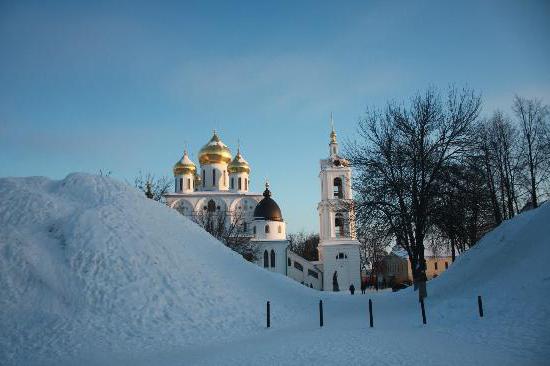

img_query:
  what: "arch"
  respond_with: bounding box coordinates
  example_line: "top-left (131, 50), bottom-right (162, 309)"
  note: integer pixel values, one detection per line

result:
top-left (263, 250), bottom-right (269, 268)
top-left (335, 213), bottom-right (345, 238)
top-left (173, 199), bottom-right (194, 216)
top-left (207, 199), bottom-right (216, 212)
top-left (332, 271), bottom-right (339, 292)
top-left (265, 224), bottom-right (270, 234)
top-left (333, 177), bottom-right (343, 198)
top-left (270, 249), bottom-right (275, 267)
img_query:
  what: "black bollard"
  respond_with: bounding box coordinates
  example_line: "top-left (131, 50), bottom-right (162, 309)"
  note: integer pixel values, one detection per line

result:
top-left (478, 295), bottom-right (484, 318)
top-left (319, 300), bottom-right (324, 327)
top-left (420, 298), bottom-right (427, 325)
top-left (369, 299), bottom-right (373, 328)
top-left (267, 301), bottom-right (270, 328)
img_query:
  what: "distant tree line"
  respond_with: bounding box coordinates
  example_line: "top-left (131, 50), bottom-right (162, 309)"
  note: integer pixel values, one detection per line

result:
top-left (346, 86), bottom-right (550, 297)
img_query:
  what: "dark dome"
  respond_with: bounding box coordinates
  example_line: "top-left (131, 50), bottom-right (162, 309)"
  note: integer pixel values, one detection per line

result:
top-left (253, 184), bottom-right (283, 222)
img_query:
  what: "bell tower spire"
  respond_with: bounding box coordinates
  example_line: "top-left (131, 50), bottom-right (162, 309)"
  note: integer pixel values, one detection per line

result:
top-left (329, 113), bottom-right (339, 157)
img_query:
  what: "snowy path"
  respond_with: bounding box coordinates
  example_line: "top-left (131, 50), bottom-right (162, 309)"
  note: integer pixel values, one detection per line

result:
top-left (124, 291), bottom-right (542, 366)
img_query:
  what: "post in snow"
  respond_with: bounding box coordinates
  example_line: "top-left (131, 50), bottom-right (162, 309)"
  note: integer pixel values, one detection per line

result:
top-left (369, 299), bottom-right (374, 328)
top-left (266, 301), bottom-right (271, 328)
top-left (478, 295), bottom-right (484, 318)
top-left (319, 300), bottom-right (324, 327)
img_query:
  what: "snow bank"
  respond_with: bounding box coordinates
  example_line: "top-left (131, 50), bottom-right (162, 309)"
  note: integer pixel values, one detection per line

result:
top-left (0, 173), bottom-right (314, 365)
top-left (1, 173), bottom-right (549, 366)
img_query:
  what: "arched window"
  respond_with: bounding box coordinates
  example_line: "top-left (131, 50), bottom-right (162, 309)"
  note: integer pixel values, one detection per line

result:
top-left (335, 213), bottom-right (344, 237)
top-left (179, 178), bottom-right (183, 192)
top-left (270, 249), bottom-right (275, 267)
top-left (223, 170), bottom-right (226, 186)
top-left (245, 178), bottom-right (248, 191)
top-left (263, 250), bottom-right (269, 268)
top-left (333, 177), bottom-right (343, 198)
top-left (238, 177), bottom-right (242, 190)
top-left (207, 199), bottom-right (216, 213)
top-left (265, 225), bottom-right (270, 234)
top-left (278, 225), bottom-right (282, 234)
top-left (187, 178), bottom-right (191, 190)
top-left (253, 226), bottom-right (256, 235)
top-left (231, 177), bottom-right (234, 189)
top-left (212, 169), bottom-right (216, 186)
top-left (202, 169), bottom-right (205, 187)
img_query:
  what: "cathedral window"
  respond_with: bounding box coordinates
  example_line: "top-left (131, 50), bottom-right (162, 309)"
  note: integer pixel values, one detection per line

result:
top-left (278, 225), bottom-right (282, 234)
top-left (336, 252), bottom-right (347, 259)
top-left (179, 178), bottom-right (183, 192)
top-left (231, 177), bottom-right (234, 189)
top-left (333, 177), bottom-right (343, 198)
top-left (288, 258), bottom-right (291, 266)
top-left (223, 170), bottom-right (226, 186)
top-left (253, 226), bottom-right (256, 235)
top-left (335, 213), bottom-right (345, 237)
top-left (308, 269), bottom-right (319, 279)
top-left (263, 251), bottom-right (269, 268)
top-left (202, 170), bottom-right (205, 187)
top-left (265, 225), bottom-right (270, 234)
top-left (270, 249), bottom-right (275, 267)
top-left (238, 177), bottom-right (242, 190)
top-left (294, 261), bottom-right (303, 271)
top-left (212, 169), bottom-right (216, 186)
top-left (187, 178), bottom-right (191, 190)
top-left (207, 199), bottom-right (216, 213)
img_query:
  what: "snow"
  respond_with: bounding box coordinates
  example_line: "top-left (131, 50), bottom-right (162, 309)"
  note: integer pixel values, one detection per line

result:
top-left (1, 173), bottom-right (549, 365)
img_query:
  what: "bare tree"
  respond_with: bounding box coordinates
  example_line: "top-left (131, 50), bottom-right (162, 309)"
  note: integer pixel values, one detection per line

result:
top-left (513, 96), bottom-right (550, 208)
top-left (346, 86), bottom-right (481, 299)
top-left (288, 231), bottom-right (319, 261)
top-left (192, 207), bottom-right (258, 261)
top-left (134, 171), bottom-right (172, 203)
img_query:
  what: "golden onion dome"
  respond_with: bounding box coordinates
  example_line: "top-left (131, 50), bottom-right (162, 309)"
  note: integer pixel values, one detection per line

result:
top-left (198, 131), bottom-right (232, 165)
top-left (228, 149), bottom-right (250, 174)
top-left (173, 150), bottom-right (196, 176)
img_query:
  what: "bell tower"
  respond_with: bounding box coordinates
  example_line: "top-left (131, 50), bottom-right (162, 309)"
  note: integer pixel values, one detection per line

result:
top-left (317, 115), bottom-right (361, 291)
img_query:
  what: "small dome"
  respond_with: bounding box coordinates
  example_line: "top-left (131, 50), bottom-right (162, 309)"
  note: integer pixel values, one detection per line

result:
top-left (253, 182), bottom-right (283, 222)
top-left (198, 131), bottom-right (232, 165)
top-left (228, 149), bottom-right (250, 174)
top-left (173, 150), bottom-right (196, 176)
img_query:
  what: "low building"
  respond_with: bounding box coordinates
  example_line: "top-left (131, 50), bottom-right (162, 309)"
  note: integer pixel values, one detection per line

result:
top-left (382, 246), bottom-right (453, 286)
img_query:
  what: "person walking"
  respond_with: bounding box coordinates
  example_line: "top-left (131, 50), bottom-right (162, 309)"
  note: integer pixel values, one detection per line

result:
top-left (349, 284), bottom-right (355, 295)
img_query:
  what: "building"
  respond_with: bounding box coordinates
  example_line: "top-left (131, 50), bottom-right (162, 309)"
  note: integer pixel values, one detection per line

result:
top-left (382, 245), bottom-right (453, 286)
top-left (166, 123), bottom-right (360, 291)
top-left (165, 131), bottom-right (263, 235)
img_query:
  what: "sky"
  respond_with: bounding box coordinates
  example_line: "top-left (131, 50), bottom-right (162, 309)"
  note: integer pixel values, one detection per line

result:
top-left (1, 0), bottom-right (549, 233)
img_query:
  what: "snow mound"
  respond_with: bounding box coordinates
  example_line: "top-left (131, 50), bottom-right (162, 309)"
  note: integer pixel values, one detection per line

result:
top-left (0, 173), bottom-right (313, 365)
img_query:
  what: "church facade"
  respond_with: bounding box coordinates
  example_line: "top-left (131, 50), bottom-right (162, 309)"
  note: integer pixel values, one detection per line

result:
top-left (165, 124), bottom-right (360, 292)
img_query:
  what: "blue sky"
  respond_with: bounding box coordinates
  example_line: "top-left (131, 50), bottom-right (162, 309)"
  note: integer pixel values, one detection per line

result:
top-left (1, 0), bottom-right (549, 232)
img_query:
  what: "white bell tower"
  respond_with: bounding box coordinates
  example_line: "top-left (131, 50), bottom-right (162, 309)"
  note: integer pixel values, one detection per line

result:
top-left (317, 114), bottom-right (361, 292)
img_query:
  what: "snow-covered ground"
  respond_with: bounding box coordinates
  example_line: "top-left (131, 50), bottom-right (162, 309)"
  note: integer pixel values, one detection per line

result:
top-left (0, 173), bottom-right (548, 365)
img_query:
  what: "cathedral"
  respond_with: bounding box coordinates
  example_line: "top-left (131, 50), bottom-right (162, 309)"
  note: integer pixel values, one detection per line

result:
top-left (165, 123), bottom-right (361, 291)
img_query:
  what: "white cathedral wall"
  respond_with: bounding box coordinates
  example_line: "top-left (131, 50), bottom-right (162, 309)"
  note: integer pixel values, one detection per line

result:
top-left (254, 240), bottom-right (288, 275)
top-left (200, 163), bottom-right (230, 191)
top-left (318, 242), bottom-right (361, 292)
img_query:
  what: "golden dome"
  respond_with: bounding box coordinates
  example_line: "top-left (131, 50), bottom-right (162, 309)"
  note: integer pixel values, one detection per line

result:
top-left (198, 132), bottom-right (232, 165)
top-left (228, 149), bottom-right (250, 174)
top-left (173, 150), bottom-right (196, 176)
